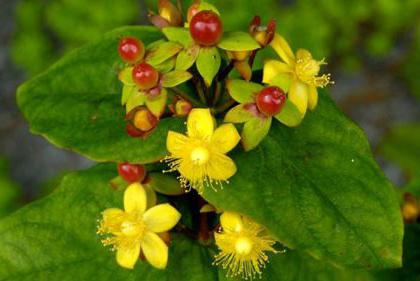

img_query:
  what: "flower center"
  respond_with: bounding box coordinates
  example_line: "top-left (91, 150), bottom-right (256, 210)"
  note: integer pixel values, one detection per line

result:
top-left (295, 57), bottom-right (320, 82)
top-left (121, 220), bottom-right (144, 236)
top-left (235, 236), bottom-right (253, 256)
top-left (190, 146), bottom-right (210, 165)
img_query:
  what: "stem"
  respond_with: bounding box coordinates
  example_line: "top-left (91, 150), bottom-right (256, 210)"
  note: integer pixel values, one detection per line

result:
top-left (198, 197), bottom-right (210, 242)
top-left (212, 81), bottom-right (222, 106)
top-left (248, 49), bottom-right (260, 69)
top-left (176, 0), bottom-right (182, 12)
top-left (192, 74), bottom-right (207, 105)
top-left (171, 87), bottom-right (202, 107)
top-left (218, 60), bottom-right (234, 81)
top-left (175, 224), bottom-right (198, 240)
top-left (214, 98), bottom-right (236, 114)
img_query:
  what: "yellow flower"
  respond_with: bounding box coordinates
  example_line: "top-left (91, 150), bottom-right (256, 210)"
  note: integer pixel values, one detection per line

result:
top-left (165, 108), bottom-right (240, 193)
top-left (97, 183), bottom-right (181, 269)
top-left (263, 33), bottom-right (332, 116)
top-left (214, 212), bottom-right (277, 280)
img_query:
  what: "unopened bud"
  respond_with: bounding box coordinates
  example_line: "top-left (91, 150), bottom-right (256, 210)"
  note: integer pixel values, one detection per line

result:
top-left (158, 0), bottom-right (183, 26)
top-left (187, 3), bottom-right (200, 22)
top-left (402, 193), bottom-right (419, 223)
top-left (175, 99), bottom-right (193, 116)
top-left (249, 16), bottom-right (277, 47)
top-left (228, 51), bottom-right (249, 61)
top-left (133, 108), bottom-right (158, 132)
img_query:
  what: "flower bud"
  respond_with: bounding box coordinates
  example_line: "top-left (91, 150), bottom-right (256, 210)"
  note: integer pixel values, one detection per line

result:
top-left (249, 16), bottom-right (276, 47)
top-left (228, 51), bottom-right (249, 61)
top-left (402, 192), bottom-right (419, 223)
top-left (158, 0), bottom-right (183, 26)
top-left (174, 99), bottom-right (193, 116)
top-left (133, 107), bottom-right (158, 132)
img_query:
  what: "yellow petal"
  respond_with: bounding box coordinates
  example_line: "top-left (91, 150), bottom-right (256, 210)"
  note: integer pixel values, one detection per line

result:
top-left (124, 183), bottom-right (147, 214)
top-left (270, 33), bottom-right (295, 65)
top-left (211, 124), bottom-right (241, 154)
top-left (167, 131), bottom-right (189, 155)
top-left (289, 80), bottom-right (308, 116)
top-left (116, 243), bottom-right (141, 269)
top-left (143, 203), bottom-right (181, 233)
top-left (262, 60), bottom-right (292, 84)
top-left (207, 153), bottom-right (237, 181)
top-left (308, 86), bottom-right (318, 110)
top-left (141, 231), bottom-right (168, 269)
top-left (220, 211), bottom-right (243, 232)
top-left (187, 108), bottom-right (214, 140)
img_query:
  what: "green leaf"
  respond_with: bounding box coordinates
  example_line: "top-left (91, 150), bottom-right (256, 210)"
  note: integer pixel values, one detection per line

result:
top-left (145, 172), bottom-right (184, 195)
top-left (162, 27), bottom-right (193, 47)
top-left (241, 117), bottom-right (272, 151)
top-left (145, 89), bottom-right (168, 117)
top-left (176, 45), bottom-right (200, 71)
top-left (379, 123), bottom-right (420, 177)
top-left (122, 84), bottom-right (138, 105)
top-left (224, 104), bottom-right (254, 123)
top-left (274, 99), bottom-right (304, 127)
top-left (154, 57), bottom-right (176, 74)
top-left (198, 2), bottom-right (220, 15)
top-left (17, 26), bottom-right (184, 164)
top-left (203, 91), bottom-right (403, 269)
top-left (118, 67), bottom-right (135, 86)
top-left (126, 91), bottom-right (146, 113)
top-left (145, 41), bottom-right (183, 66)
top-left (218, 31), bottom-right (260, 51)
top-left (0, 158), bottom-right (20, 218)
top-left (196, 47), bottom-right (221, 86)
top-left (0, 165), bottom-right (217, 280)
top-left (226, 79), bottom-right (263, 103)
top-left (161, 70), bottom-right (193, 88)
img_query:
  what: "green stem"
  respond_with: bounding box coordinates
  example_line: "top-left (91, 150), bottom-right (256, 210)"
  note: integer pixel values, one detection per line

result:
top-left (214, 98), bottom-right (236, 114)
top-left (212, 81), bottom-right (222, 106)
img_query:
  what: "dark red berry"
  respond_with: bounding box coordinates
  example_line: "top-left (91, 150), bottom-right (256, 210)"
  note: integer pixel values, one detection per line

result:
top-left (118, 37), bottom-right (145, 63)
top-left (126, 123), bottom-right (143, 137)
top-left (255, 86), bottom-right (286, 116)
top-left (132, 63), bottom-right (159, 90)
top-left (117, 162), bottom-right (146, 183)
top-left (189, 10), bottom-right (223, 46)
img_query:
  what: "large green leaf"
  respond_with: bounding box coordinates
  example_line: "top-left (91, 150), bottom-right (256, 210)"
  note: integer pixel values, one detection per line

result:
top-left (203, 91), bottom-right (403, 269)
top-left (17, 26), bottom-right (184, 164)
top-left (0, 165), bottom-right (216, 281)
top-left (379, 123), bottom-right (420, 178)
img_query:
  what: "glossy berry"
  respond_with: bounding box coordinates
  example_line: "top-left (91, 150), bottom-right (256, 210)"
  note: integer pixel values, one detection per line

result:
top-left (117, 162), bottom-right (146, 183)
top-left (132, 63), bottom-right (159, 90)
top-left (256, 86), bottom-right (286, 116)
top-left (118, 37), bottom-right (145, 63)
top-left (187, 3), bottom-right (200, 22)
top-left (126, 123), bottom-right (143, 137)
top-left (189, 10), bottom-right (223, 46)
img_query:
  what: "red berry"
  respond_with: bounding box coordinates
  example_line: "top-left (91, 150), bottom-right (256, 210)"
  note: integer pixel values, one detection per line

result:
top-left (126, 123), bottom-right (143, 137)
top-left (255, 86), bottom-right (286, 116)
top-left (189, 10), bottom-right (223, 46)
top-left (117, 163), bottom-right (146, 183)
top-left (118, 37), bottom-right (145, 63)
top-left (132, 63), bottom-right (159, 90)
top-left (187, 3), bottom-right (200, 22)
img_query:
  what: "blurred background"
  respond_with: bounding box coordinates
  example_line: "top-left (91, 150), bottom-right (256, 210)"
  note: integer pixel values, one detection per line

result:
top-left (0, 0), bottom-right (419, 217)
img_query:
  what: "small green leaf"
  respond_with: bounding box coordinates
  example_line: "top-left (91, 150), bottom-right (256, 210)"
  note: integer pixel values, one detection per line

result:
top-left (161, 70), bottom-right (193, 88)
top-left (162, 27), bottom-right (193, 47)
top-left (145, 172), bottom-right (184, 195)
top-left (198, 2), bottom-right (220, 14)
top-left (118, 67), bottom-right (134, 85)
top-left (224, 104), bottom-right (254, 123)
top-left (145, 41), bottom-right (183, 66)
top-left (121, 84), bottom-right (137, 105)
top-left (218, 31), bottom-right (260, 51)
top-left (145, 89), bottom-right (167, 117)
top-left (226, 79), bottom-right (263, 103)
top-left (154, 57), bottom-right (176, 73)
top-left (196, 47), bottom-right (221, 86)
top-left (126, 91), bottom-right (146, 113)
top-left (176, 45), bottom-right (200, 70)
top-left (270, 73), bottom-right (292, 92)
top-left (274, 99), bottom-right (303, 127)
top-left (241, 117), bottom-right (272, 151)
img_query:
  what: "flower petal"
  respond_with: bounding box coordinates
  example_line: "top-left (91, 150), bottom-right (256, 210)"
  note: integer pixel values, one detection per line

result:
top-left (207, 153), bottom-right (237, 181)
top-left (124, 183), bottom-right (147, 214)
top-left (220, 211), bottom-right (243, 232)
top-left (262, 60), bottom-right (292, 84)
top-left (143, 203), bottom-right (181, 233)
top-left (308, 86), bottom-right (318, 110)
top-left (211, 124), bottom-right (241, 154)
top-left (187, 108), bottom-right (214, 140)
top-left (270, 33), bottom-right (295, 65)
top-left (141, 231), bottom-right (169, 269)
top-left (116, 243), bottom-right (141, 269)
top-left (289, 80), bottom-right (308, 116)
top-left (167, 131), bottom-right (189, 155)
